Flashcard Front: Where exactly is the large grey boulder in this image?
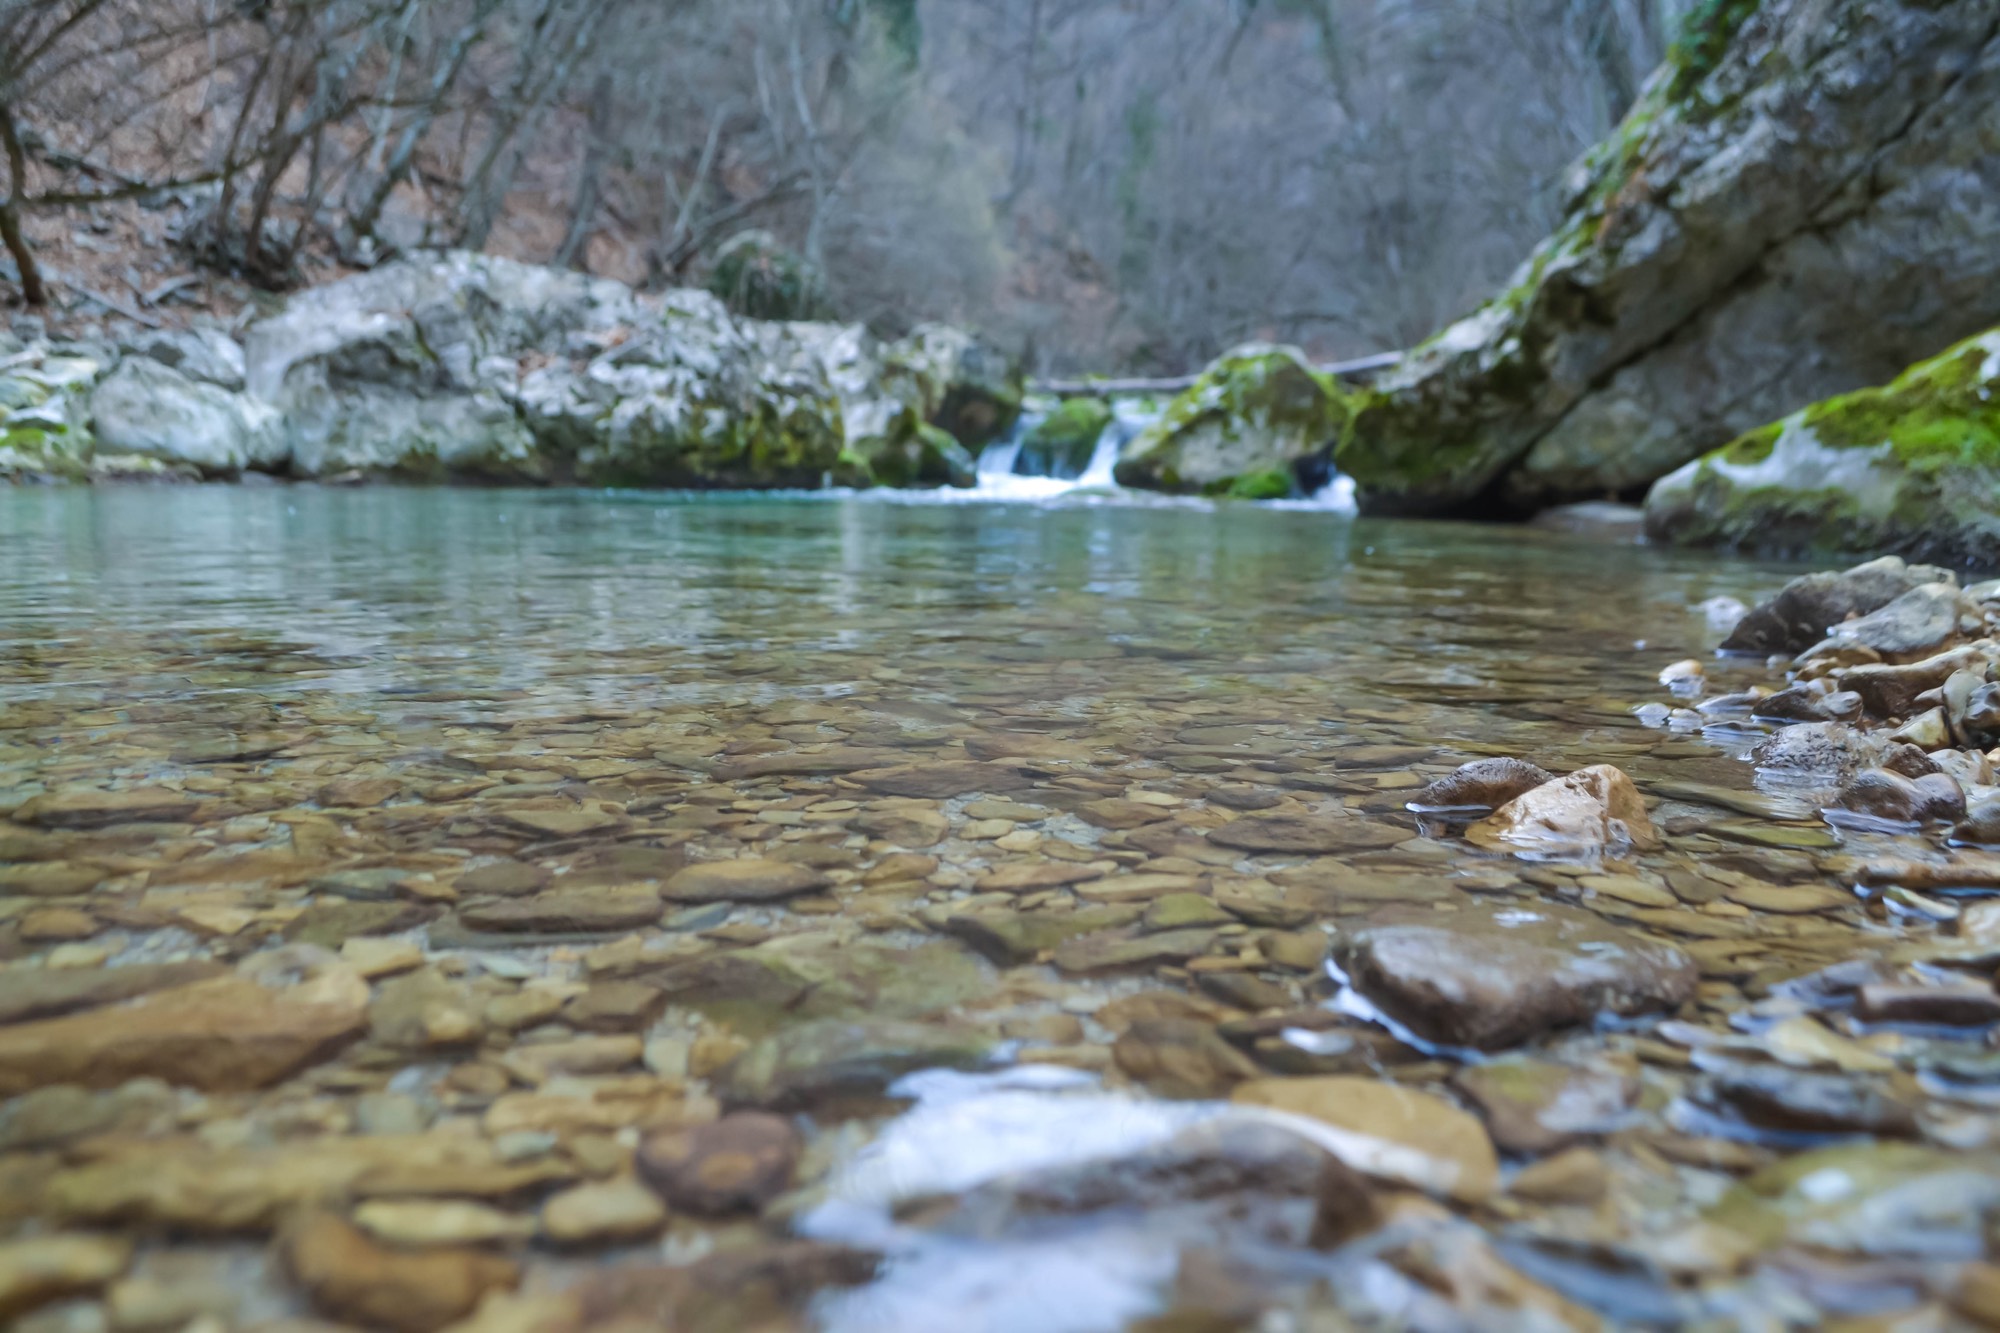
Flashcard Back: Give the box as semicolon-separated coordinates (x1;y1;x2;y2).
89;358;283;476
1337;0;2000;516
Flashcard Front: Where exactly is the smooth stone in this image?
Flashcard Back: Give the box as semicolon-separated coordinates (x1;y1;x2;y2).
942;906;1141;966
974;862;1104;893
716;1018;993;1109
285;899;433;947
0;863;105;896
1413;758;1555;810
497;806;622;838
1828;582;1978;659
850;762;1033;798
1700;1064;1919;1138
1111;1017;1260;1098
1231;1075;1499;1203
1208;814;1408;855
1840;643;1993;717
282;1210;518;1333
0;962;224;1026
458;886;662;933
351;1199;534;1247
454;862;551;897
663;859;830;903
1074;872;1205;903
1855;981;2000;1027
1466;765;1657;855
853;807;949;847
1141;893;1234;931
539;1177;667;1244
1075;799;1174;829
1888;707;1953;751
13;788;199;828
1509;1147;1609;1204
637;1111;801;1216
368;969;481;1049
1722;557;1955;655
1453;1057;1636;1153
1052;927;1218;974
1833;768;1963;824
0;1234;133;1321
1333;900;1696;1051
0;968;368;1095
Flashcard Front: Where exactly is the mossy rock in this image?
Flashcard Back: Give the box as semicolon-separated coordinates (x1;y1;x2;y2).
1115;344;1352;497
1645;329;2000;565
882;325;1024;450
1015;397;1112;478
848;408;975;489
705;230;832;322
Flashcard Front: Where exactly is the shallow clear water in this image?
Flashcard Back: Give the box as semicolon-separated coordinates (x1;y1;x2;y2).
6;485;1995;1332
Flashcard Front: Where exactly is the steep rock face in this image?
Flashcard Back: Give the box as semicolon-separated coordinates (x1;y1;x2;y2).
1645;329;2000;564
1336;0;2000;516
1116;344;1352;498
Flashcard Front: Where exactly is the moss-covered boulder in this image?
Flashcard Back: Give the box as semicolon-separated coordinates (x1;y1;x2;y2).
1015;397;1112;478
1644;330;2000;565
1337;0;2000;517
882;324;1023;450
847;410;975;489
705;230;833;322
0;346;102;482
1114;344;1350;497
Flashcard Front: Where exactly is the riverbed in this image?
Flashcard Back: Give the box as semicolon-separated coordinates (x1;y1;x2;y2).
4;485;1997;1331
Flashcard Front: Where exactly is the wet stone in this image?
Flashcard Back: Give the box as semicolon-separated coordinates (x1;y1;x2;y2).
716;1017;994;1109
1053;926;1218;974
0;1233;133;1322
539;1176;668;1244
1112;1017;1260;1098
1232;1075;1499;1203
1453;1057;1637;1154
663;858;830;902
454;860;551;897
458;885;662;933
637;1111;802;1216
1207;814;1408;855
1466;765;1657;856
1334;900;1696;1051
1414;758;1554;810
1722;556;1954;655
1696;1064;1920;1139
13;788;200;828
282;1210;518;1333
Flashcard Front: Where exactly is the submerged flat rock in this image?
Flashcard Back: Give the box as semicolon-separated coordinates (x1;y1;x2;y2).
1334;900;1696;1051
1207;814;1408;855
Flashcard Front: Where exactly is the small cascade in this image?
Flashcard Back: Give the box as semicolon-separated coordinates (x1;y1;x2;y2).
974;422;1028;482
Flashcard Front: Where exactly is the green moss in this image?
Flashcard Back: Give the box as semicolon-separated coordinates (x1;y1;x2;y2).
1665;0;1762;105
1017;396;1112;478
1220;468;1293;500
706;231;832;322
1119;344;1354;496
1719;421;1780;466
1795;335;2000;468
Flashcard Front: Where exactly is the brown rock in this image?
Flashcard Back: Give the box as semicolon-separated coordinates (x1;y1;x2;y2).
0;967;368;1095
1076;799;1175;829
1232;1076;1498;1203
1207;815;1408;855
1112;1018;1259;1098
638;1111;802;1216
1510;1147;1609;1205
14;787;199;828
663;859;830;903
1466;765;1657;855
563;981;668;1032
458;885;661;933
17;908;99;942
1333;900;1695;1051
974;861;1105;893
453;861;551;897
850;762;1033;799
282;1210;518;1333
1414;758;1555;810
0;1233;133;1321
1453;1057;1636;1153
538;1176;668;1244
854;806;949;847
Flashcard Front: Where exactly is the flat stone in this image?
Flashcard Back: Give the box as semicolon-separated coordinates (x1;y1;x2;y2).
975;861;1104;893
458;885;662;933
942;905;1141;966
0;967;368;1095
0;961;225;1026
1076;798;1175;829
1453;1057;1637;1153
351;1199;534;1246
1333;900;1696;1051
369;970;481;1049
497;806;622;838
13;788;200;828
854;807;949;847
638;1111;802;1216
663;859;830;903
1722;557;1955;655
716;1018;993;1109
1510;1147;1609;1204
0;1233;133;1321
1232;1075;1498;1203
454;861;551;897
1828;582;1977;659
850;762;1033;798
0;862;105;896
712;748;903;781
1112;1017;1259;1098
1208;814;1408;855
1052;927;1218;974
283;1210;518;1333
539;1176;667;1244
286;899;433;947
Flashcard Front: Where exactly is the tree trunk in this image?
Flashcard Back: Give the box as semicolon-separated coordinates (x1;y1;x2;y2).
553;72;613;270
0;104;46;305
